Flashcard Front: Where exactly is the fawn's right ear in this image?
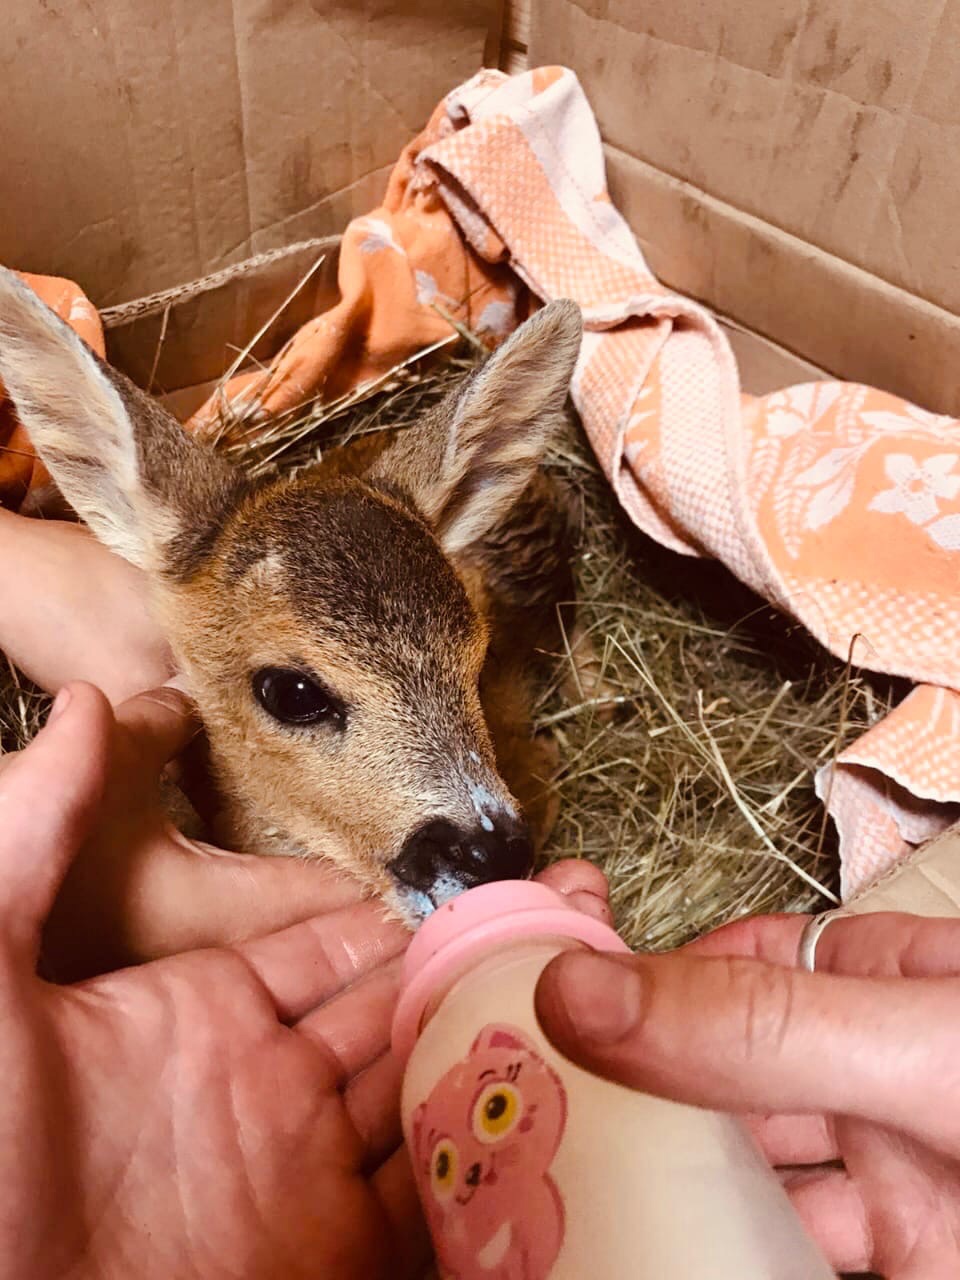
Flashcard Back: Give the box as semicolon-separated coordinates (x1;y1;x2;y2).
371;298;582;558
0;269;243;577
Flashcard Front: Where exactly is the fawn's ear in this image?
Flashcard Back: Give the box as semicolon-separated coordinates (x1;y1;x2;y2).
374;299;582;556
0;268;244;577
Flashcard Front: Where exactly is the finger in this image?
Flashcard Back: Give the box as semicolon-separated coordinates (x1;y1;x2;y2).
534;948;960;1151
51;827;383;980
783;1168;872;1274
372;1145;432;1280
815;912;960;979
536;858;610;899
683;913;809;965
688;910;960;980
0;683;111;950
573;896;613;925
536;858;612;924
114;684;201;774
162;728;219;825
295;959;403;1083
241;902;408;1021
744;1113;840;1167
345;1051;404;1166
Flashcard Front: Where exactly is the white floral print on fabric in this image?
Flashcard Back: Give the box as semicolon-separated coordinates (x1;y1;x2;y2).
793;444;872;532
414;269;439;303
927;515;960;550
764;407;807;438
475;299;515;338
860;401;958;435
357;218;406;255
761;384;845;438
414;269;457;308
757;386;960;560
868;453;960;526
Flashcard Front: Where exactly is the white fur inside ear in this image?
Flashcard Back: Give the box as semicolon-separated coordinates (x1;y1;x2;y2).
0;270;146;567
434;300;582;557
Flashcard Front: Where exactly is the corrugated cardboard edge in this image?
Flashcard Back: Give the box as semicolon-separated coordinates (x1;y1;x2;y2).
102;236;342;409
606;145;960;417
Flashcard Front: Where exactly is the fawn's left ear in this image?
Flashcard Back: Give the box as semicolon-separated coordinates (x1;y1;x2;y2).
373;298;582;556
0;267;245;578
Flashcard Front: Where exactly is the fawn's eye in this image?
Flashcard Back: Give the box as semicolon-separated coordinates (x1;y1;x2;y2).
252;668;346;728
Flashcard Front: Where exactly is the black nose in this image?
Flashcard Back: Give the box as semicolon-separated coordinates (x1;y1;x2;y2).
389;816;534;898
466;1162;482;1187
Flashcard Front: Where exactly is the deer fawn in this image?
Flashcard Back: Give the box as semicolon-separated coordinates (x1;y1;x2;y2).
0;270;582;924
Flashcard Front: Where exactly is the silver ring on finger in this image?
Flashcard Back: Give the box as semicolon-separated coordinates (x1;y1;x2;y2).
796;909;854;973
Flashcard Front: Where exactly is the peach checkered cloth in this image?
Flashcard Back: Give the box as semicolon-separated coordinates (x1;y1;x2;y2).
425;67;960;897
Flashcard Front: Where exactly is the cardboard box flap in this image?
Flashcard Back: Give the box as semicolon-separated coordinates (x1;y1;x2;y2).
529;0;960;413
4;0;495;307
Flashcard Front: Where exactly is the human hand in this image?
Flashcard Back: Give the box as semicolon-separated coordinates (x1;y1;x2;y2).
0;680;426;1280
0;507;172;703
0;681;610;1279
536;909;960;1278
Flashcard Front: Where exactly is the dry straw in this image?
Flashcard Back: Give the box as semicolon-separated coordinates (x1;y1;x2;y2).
0;337;898;949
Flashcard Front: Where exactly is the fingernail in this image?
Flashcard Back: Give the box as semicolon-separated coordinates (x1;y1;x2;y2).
143;684;198;715
162;673;192;695
48;686;72;724
541;951;646;1046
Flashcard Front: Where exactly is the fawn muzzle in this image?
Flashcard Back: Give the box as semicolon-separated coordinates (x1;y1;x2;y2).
389;815;534;913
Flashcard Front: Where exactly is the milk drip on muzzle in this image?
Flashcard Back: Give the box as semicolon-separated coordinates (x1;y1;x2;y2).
392;882;835;1278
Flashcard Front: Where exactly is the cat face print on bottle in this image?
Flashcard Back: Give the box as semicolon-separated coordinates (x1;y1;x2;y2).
411;1024;568;1280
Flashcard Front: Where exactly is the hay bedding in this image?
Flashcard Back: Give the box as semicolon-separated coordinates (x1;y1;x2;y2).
0;343;900;948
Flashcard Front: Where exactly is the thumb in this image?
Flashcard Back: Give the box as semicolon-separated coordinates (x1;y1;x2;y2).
535;948;960;1151
0;682;112;953
113;681;201;774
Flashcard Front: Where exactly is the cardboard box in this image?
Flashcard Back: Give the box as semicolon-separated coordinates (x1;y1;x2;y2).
3;0;956;417
2;1;497;303
528;0;960;414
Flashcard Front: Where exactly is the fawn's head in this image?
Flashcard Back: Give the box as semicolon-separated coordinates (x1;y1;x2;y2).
0;270;582;922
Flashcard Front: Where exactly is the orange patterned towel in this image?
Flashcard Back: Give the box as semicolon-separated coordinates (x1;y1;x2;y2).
5;67;960;898
186;99;528;434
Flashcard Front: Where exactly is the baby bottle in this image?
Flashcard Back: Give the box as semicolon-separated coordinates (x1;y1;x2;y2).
392;881;835;1279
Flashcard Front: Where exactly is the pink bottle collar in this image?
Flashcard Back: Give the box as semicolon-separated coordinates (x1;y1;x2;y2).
391;880;629;1063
